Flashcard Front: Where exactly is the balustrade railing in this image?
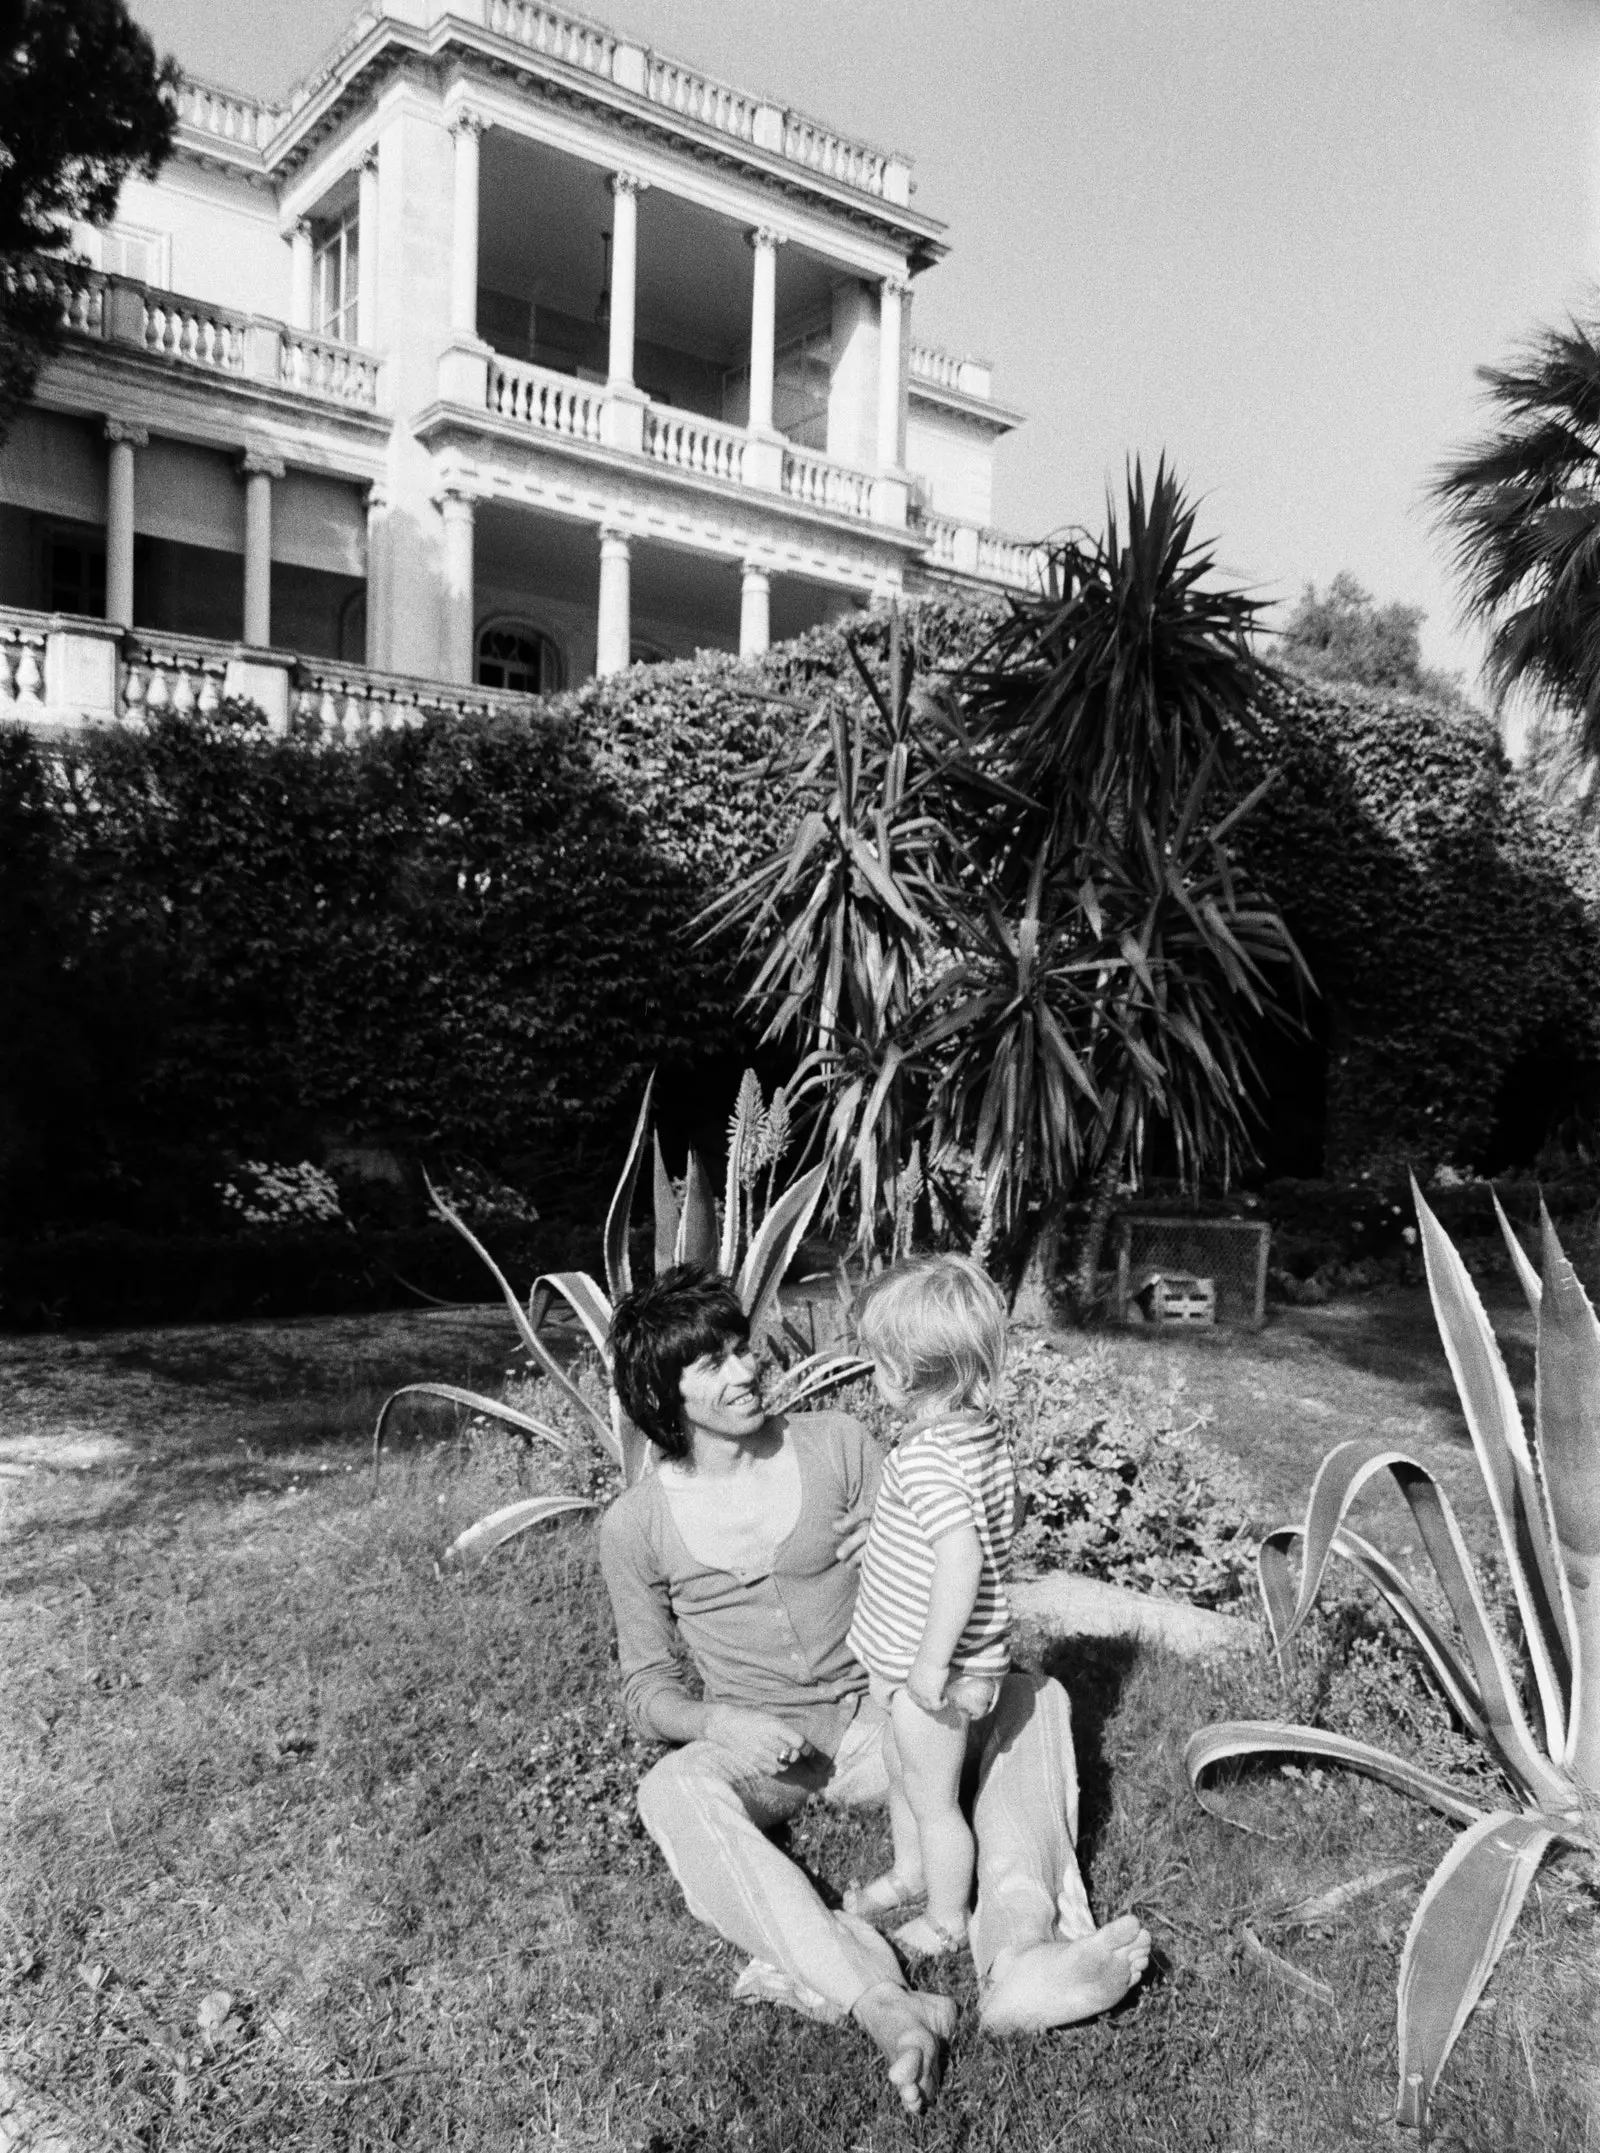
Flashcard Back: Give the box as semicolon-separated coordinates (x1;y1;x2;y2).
17;254;381;413
976;530;1049;591
914;510;961;569
485;0;617;71
909;344;963;390
782;115;888;196
174;77;283;150
0;608;542;735
280;329;382;406
487;356;605;441
141;292;251;373
781;448;875;521
643;405;747;483
645;57;757;139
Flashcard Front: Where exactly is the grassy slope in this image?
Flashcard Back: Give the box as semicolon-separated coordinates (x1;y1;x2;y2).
2;1306;1596;2151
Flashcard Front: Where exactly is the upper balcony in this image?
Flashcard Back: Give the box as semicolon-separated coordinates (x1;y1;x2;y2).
169;0;944;262
15;255;387;466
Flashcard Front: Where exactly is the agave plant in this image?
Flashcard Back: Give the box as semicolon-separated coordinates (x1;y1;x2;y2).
1186;1183;1598;2128
371;1072;863;1562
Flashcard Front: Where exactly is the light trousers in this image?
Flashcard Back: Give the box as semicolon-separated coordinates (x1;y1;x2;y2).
635;1671;1095;2022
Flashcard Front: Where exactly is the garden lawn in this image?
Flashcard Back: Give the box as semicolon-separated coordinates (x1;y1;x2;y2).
2;1299;1596;2152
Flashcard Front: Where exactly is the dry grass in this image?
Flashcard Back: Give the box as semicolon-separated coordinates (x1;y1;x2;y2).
2;1302;1597;2150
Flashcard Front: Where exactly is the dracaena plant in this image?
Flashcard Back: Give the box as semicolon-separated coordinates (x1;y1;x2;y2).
1186;1184;1599;2130
371;1071;862;1561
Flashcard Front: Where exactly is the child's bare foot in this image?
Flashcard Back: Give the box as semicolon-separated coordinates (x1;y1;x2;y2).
844;1870;926;1923
979;1914;1151;2035
892;1911;969;1959
852;1982;958;2114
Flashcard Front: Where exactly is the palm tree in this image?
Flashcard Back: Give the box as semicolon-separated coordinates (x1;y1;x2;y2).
1433;313;1600;757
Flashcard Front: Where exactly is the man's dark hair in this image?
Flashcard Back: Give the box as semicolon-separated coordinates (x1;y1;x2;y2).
609;1264;750;1462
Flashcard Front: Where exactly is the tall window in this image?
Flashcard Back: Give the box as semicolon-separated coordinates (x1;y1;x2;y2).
477;623;564;695
97;222;169;285
314;211;360;343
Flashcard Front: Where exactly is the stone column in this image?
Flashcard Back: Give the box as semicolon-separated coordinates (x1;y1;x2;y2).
596;525;632;677
450;110;484;338
876;274;909;471
240;449;285;648
104;419;148;628
438;480;477;686
289;220;314;330
739;560;771;658
607;173;642;388
746;227;783;434
357;148;379;346
364;479;388;671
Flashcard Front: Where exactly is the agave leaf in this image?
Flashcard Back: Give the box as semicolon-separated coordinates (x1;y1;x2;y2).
1414;1184;1571;1752
370;1383;575;1491
736;1163;829;1339
674;1149;719;1271
445;1494;597;1564
766;1350;871;1416
1394;1810;1556;2129
1535;1208;1600;1782
1492;1190;1542;1316
1185;1720;1488;1831
1267;1439;1570;1812
603;1075;655;1306
1260;1523;1488;1740
425;1178;606;1444
534;1270;614;1365
652;1131;680;1277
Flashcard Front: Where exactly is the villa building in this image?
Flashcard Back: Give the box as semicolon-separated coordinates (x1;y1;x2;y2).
0;0;1042;731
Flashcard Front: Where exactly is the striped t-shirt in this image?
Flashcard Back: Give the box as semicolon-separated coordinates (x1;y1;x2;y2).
847;1416;1016;1684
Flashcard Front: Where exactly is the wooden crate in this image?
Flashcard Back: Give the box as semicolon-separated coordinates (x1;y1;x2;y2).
1140;1272;1216;1327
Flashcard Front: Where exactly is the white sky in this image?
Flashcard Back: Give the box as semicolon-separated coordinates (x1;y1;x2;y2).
134;0;1600;686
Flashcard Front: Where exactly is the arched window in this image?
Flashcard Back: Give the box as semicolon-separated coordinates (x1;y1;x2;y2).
477;621;565;695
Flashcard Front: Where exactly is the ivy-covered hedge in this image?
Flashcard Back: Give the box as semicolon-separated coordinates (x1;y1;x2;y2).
1238;670;1600;1175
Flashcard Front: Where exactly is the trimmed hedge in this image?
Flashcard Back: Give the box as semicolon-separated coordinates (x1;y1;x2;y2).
0;601;994;1249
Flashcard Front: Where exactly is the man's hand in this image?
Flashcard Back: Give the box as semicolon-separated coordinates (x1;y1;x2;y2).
905;1654;950;1713
703;1703;810;1776
833;1499;874;1569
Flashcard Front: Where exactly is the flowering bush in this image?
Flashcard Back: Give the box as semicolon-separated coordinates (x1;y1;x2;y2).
1002;1336;1258;1606
217;1160;347;1232
428;1161;541;1227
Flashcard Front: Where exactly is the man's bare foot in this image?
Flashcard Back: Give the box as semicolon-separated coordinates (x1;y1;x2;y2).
844;1870;926;1922
979;1913;1151;2036
852;1981;958;2115
891;1911;968;1959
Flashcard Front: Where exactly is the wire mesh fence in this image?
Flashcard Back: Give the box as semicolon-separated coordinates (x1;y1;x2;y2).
1112;1214;1271;1328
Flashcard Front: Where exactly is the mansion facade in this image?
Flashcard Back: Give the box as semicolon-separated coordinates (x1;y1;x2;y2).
0;0;1043;732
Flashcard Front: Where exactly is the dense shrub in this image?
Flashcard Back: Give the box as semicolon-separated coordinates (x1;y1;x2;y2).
1238;668;1600;1177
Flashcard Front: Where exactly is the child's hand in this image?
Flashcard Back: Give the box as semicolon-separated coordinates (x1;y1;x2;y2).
906;1656;949;1712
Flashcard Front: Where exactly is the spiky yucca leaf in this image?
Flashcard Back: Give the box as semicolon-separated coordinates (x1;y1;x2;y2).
445;1494;597;1563
1184;1723;1488;1831
1493;1190;1542;1316
736;1161;829;1342
765;1350;872;1416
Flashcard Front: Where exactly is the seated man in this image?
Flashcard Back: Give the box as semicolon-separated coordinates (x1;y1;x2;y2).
598;1266;1150;2116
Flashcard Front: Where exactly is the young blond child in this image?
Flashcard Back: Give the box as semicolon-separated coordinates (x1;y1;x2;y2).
844;1253;1016;1957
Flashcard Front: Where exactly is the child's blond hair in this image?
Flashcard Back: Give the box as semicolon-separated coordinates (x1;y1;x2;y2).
854;1253;1007;1414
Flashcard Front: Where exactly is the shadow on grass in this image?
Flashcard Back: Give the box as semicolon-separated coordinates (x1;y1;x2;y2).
1035;1633;1142;1881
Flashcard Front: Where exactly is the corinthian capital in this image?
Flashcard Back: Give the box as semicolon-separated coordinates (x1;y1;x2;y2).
747;226;787;254
881;274;912;302
449;107;486;142
609;170;648;199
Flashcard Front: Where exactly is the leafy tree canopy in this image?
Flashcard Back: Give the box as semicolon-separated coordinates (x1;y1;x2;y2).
1280;571;1459;699
0;0;177;442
